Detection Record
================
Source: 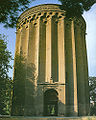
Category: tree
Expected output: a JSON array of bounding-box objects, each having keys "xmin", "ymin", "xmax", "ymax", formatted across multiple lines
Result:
[
  {"xmin": 58, "ymin": 0, "xmax": 96, "ymax": 17},
  {"xmin": 11, "ymin": 53, "xmax": 36, "ymax": 116},
  {"xmin": 0, "ymin": 34, "xmax": 12, "ymax": 115},
  {"xmin": 0, "ymin": 0, "xmax": 34, "ymax": 28},
  {"xmin": 11, "ymin": 53, "xmax": 26, "ymax": 115},
  {"xmin": 89, "ymin": 77, "xmax": 96, "ymax": 115}
]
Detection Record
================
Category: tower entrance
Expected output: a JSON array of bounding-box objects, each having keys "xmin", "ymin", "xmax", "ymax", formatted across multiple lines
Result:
[{"xmin": 44, "ymin": 89, "xmax": 58, "ymax": 116}]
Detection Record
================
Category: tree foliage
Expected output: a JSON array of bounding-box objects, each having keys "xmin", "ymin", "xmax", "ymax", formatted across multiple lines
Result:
[
  {"xmin": 0, "ymin": 34, "xmax": 12, "ymax": 115},
  {"xmin": 0, "ymin": 0, "xmax": 34, "ymax": 28},
  {"xmin": 11, "ymin": 53, "xmax": 36, "ymax": 116},
  {"xmin": 11, "ymin": 53, "xmax": 26, "ymax": 115},
  {"xmin": 89, "ymin": 77, "xmax": 96, "ymax": 115},
  {"xmin": 58, "ymin": 0, "xmax": 96, "ymax": 17}
]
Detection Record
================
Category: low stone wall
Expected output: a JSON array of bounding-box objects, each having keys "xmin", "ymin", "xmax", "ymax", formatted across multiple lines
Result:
[{"xmin": 0, "ymin": 116, "xmax": 96, "ymax": 120}]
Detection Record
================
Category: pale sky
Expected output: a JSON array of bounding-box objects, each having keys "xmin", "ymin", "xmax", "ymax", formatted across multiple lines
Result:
[{"xmin": 0, "ymin": 0, "xmax": 96, "ymax": 77}]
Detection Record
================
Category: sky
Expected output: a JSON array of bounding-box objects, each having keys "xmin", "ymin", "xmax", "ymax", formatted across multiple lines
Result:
[{"xmin": 0, "ymin": 0, "xmax": 96, "ymax": 78}]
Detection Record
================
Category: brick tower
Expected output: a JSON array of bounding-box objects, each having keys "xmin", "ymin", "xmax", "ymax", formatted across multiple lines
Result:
[{"xmin": 11, "ymin": 4, "xmax": 90, "ymax": 116}]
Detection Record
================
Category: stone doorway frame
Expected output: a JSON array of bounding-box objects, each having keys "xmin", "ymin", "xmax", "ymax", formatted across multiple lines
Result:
[{"xmin": 44, "ymin": 89, "xmax": 58, "ymax": 116}]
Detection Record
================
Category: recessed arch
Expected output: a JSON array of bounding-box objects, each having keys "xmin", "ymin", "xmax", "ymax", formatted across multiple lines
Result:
[{"xmin": 44, "ymin": 89, "xmax": 58, "ymax": 116}]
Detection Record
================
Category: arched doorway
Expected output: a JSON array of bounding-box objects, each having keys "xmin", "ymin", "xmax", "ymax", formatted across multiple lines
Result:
[{"xmin": 44, "ymin": 89, "xmax": 58, "ymax": 116}]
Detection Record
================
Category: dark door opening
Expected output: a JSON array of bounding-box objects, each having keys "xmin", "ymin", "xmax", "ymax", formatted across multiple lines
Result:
[{"xmin": 44, "ymin": 89, "xmax": 58, "ymax": 116}]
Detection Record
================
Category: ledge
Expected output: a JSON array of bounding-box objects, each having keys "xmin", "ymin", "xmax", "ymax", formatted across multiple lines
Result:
[{"xmin": 0, "ymin": 116, "xmax": 96, "ymax": 120}]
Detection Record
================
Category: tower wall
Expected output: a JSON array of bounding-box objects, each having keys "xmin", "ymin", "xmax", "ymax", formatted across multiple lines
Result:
[{"xmin": 12, "ymin": 4, "xmax": 90, "ymax": 116}]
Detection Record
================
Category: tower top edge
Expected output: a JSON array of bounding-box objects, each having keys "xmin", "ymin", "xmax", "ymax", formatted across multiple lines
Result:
[
  {"xmin": 18, "ymin": 4, "xmax": 65, "ymax": 19},
  {"xmin": 20, "ymin": 4, "xmax": 62, "ymax": 16},
  {"xmin": 17, "ymin": 4, "xmax": 86, "ymax": 30}
]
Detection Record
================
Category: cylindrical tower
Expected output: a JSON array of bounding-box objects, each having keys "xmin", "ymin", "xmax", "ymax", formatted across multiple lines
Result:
[{"xmin": 12, "ymin": 4, "xmax": 90, "ymax": 116}]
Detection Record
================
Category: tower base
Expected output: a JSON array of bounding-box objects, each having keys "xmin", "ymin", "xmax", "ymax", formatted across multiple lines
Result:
[{"xmin": 0, "ymin": 116, "xmax": 96, "ymax": 120}]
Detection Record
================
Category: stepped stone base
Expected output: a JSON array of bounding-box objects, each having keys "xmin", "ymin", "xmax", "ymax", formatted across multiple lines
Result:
[{"xmin": 0, "ymin": 116, "xmax": 96, "ymax": 120}]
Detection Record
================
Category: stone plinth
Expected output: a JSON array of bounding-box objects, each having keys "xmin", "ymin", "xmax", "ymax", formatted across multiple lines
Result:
[{"xmin": 0, "ymin": 116, "xmax": 96, "ymax": 120}]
